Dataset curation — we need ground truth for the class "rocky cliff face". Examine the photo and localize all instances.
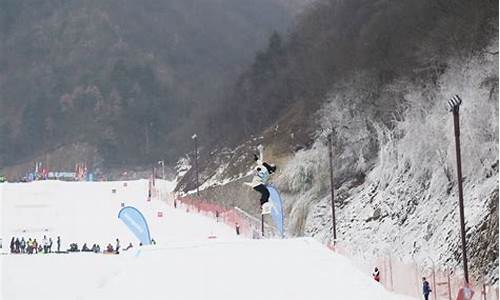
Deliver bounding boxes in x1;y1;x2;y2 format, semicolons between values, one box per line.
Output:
276;48;499;283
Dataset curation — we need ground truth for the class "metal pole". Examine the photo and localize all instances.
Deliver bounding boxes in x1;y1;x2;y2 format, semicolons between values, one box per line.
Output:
447;270;452;300
192;134;200;196
261;214;265;237
389;253;393;291
431;259;437;300
145;124;150;156
328;130;337;243
451;105;469;285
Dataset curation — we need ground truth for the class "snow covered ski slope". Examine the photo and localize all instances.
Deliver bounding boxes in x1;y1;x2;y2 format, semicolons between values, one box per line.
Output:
0;180;415;300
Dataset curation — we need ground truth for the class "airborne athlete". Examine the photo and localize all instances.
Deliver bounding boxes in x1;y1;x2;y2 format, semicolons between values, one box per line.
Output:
243;145;277;214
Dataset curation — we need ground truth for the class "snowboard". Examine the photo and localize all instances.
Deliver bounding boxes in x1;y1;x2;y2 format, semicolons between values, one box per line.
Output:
266;185;285;237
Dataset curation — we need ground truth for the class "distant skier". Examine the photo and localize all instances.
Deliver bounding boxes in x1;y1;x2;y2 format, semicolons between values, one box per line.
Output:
372;267;380;282
57;236;61;253
243;145;277;214
48;237;53;253
422;277;432;300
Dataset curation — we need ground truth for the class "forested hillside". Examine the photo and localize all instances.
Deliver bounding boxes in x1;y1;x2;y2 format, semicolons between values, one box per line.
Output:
211;0;497;144
0;0;293;170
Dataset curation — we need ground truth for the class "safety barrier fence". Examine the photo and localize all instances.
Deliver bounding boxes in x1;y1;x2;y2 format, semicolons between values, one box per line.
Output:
169;195;279;239
329;241;498;300
156;185;497;300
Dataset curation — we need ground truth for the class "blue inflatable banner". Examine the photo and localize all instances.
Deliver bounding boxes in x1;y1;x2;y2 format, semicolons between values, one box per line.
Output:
118;206;152;245
266;185;285;237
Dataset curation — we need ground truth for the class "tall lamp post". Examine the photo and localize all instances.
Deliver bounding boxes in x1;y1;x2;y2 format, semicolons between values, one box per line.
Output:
447;95;469;284
192;134;200;196
158;160;165;180
328;128;337;244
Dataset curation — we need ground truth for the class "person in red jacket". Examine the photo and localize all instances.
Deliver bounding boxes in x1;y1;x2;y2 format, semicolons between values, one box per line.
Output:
373;267;380;282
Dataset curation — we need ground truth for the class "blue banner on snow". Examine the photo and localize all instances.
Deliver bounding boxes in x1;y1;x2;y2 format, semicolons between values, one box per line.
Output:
118;206;152;245
267;185;285;237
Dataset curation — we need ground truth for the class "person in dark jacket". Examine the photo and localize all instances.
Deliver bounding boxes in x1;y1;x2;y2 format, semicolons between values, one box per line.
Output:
14;238;20;253
422;277;432;300
82;243;90;252
10;237;15;254
57;236;61;252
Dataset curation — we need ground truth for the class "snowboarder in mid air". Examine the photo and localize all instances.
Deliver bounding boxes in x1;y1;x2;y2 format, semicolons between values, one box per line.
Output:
243;145;277;214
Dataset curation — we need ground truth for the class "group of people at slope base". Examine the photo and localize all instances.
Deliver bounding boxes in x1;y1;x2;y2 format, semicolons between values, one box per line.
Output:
372;267;432;300
68;238;125;254
9;236;138;255
9;235;57;254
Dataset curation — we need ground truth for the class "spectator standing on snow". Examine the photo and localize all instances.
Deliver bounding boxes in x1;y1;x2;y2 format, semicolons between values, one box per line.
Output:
115;239;120;254
20;238;26;253
10;237;15;254
373;267;380;282
57;236;61;252
15;238;20;253
33;239;38;254
42;235;49;253
14;238;21;253
48;238;53;253
27;238;33;254
422;277;432;300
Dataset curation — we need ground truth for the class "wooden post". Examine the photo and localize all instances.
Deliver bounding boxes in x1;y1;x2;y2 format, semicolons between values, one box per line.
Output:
448;95;469;284
328;130;337;244
447;270;452;300
261;214;265;237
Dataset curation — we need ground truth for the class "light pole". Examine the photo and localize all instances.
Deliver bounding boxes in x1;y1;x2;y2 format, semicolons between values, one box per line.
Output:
425;256;437;300
158;160;165;180
447;94;469;284
327;128;337;244
192;134;200;196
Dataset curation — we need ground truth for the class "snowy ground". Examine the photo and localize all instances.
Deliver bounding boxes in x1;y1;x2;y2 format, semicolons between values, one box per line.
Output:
1;180;415;300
